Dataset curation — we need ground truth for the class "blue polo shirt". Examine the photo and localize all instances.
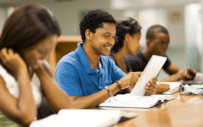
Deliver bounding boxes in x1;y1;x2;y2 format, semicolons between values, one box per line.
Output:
55;42;126;97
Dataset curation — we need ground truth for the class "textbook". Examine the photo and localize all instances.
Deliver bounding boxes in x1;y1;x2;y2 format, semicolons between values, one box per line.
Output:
99;94;175;108
30;109;137;127
158;82;181;95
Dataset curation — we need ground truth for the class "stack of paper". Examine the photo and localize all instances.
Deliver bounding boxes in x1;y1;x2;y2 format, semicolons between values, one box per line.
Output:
30;109;137;127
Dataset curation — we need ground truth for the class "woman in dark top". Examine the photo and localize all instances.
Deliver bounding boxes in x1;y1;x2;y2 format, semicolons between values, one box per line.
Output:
111;17;141;74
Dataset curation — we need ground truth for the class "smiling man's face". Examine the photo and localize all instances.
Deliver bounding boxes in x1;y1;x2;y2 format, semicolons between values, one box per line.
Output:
89;22;116;56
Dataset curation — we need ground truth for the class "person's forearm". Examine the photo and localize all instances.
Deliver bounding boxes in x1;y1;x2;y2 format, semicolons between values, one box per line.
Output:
35;67;71;113
70;83;120;109
162;74;180;82
16;69;36;126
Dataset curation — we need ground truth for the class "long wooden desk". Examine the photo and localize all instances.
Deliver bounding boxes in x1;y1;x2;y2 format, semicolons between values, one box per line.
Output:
49;36;203;126
112;92;203;127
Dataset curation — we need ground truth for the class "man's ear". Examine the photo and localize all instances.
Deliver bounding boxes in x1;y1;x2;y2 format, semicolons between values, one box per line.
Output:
85;29;93;41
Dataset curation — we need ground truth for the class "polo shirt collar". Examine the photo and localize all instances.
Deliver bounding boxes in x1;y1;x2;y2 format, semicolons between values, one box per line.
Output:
76;42;104;74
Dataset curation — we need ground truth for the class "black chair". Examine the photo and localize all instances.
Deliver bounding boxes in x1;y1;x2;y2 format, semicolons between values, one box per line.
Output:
37;97;54;119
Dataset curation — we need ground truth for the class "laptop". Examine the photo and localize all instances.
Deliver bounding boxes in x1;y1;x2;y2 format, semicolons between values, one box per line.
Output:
182;78;203;85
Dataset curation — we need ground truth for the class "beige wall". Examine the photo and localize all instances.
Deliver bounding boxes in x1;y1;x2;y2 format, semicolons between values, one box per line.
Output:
8;0;124;36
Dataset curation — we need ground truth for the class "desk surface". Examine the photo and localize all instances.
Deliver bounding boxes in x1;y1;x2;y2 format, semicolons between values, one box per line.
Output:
57;36;82;43
112;92;203;127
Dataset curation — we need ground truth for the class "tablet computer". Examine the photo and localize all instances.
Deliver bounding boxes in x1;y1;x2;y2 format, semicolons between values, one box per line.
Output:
131;55;167;96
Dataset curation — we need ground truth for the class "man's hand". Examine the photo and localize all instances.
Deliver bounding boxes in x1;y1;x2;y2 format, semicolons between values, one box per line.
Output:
174;68;196;81
156;83;170;94
117;72;142;90
184;68;196;80
173;70;188;81
145;78;157;96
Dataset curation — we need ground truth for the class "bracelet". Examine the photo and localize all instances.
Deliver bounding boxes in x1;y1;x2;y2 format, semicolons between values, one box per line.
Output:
105;86;113;97
115;80;122;92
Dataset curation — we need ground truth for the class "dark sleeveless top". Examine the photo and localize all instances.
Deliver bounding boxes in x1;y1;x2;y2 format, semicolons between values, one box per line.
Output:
124;50;171;72
109;53;132;73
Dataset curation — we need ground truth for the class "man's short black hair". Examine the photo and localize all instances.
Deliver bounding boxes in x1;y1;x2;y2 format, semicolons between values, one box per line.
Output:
79;9;116;42
146;25;169;40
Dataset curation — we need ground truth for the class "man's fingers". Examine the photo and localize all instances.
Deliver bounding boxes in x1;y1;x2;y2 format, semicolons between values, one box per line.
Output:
149;78;157;83
131;72;139;83
145;83;157;90
158;84;170;88
183;68;197;79
145;86;156;91
166;87;170;91
135;72;142;77
192;70;196;75
147;81;157;87
146;89;156;95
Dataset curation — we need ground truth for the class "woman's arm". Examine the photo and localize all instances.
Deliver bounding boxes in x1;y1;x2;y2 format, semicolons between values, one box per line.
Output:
34;60;71;113
0;48;36;127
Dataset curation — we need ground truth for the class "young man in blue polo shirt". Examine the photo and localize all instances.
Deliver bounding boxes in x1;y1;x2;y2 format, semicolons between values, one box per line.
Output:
55;9;157;109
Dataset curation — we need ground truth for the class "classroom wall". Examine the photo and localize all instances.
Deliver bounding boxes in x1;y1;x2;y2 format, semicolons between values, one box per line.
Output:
42;0;116;35
0;0;200;80
0;0;124;35
0;6;7;34
185;4;202;72
29;0;124;36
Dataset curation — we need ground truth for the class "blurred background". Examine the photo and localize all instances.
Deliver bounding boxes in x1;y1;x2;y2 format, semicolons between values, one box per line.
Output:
0;0;202;80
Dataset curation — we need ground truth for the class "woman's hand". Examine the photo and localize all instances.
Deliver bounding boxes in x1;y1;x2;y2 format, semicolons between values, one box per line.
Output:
32;59;54;79
0;48;27;77
145;78;157;96
156;83;170;94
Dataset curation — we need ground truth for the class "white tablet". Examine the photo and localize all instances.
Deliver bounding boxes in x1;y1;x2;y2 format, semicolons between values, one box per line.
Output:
130;55;167;96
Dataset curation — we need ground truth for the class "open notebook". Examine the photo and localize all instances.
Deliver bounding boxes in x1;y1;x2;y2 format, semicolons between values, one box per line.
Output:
99;94;174;108
30;109;137;127
99;55;175;109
